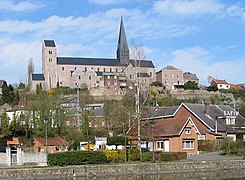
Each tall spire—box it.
[117,16,129,64]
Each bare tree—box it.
[27,58,34,90]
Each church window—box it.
[85,67,87,72]
[89,76,91,80]
[150,72,152,76]
[79,76,81,80]
[62,67,64,71]
[130,75,132,79]
[49,50,52,54]
[49,58,52,62]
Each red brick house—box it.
[127,116,200,154]
[34,136,69,153]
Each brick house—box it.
[34,136,69,153]
[127,116,200,154]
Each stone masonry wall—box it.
[0,160,244,179]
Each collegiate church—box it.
[31,17,156,97]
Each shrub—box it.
[198,140,220,152]
[128,149,140,161]
[220,138,233,155]
[48,151,107,166]
[104,150,125,163]
[141,152,152,162]
[159,152,187,161]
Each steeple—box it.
[117,16,129,65]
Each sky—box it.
[0,0,245,86]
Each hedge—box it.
[141,152,152,162]
[48,151,107,166]
[159,152,187,161]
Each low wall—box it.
[0,160,245,179]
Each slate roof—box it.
[183,103,237,132]
[143,106,179,119]
[57,57,155,68]
[163,65,180,70]
[128,117,191,138]
[32,74,45,81]
[44,40,56,47]
[183,72,199,80]
[35,137,68,146]
[129,60,155,68]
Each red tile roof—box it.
[230,84,241,89]
[213,79,228,84]
[34,136,69,146]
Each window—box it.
[130,75,132,79]
[97,67,99,72]
[182,139,194,150]
[116,68,118,72]
[78,76,81,80]
[156,141,164,150]
[60,82,62,85]
[49,50,52,54]
[110,68,112,72]
[49,58,52,62]
[150,72,152,76]
[85,67,87,72]
[114,76,117,80]
[107,76,110,80]
[89,76,91,80]
[62,67,64,71]
[185,128,191,135]
[75,67,77,70]
[104,68,106,72]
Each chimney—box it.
[204,103,210,115]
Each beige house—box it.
[31,17,156,97]
[156,65,184,90]
[183,72,199,85]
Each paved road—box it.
[187,151,243,161]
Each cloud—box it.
[153,0,224,16]
[169,46,245,85]
[88,0,128,5]
[0,0,44,12]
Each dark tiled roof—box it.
[32,74,45,81]
[183,72,199,80]
[183,103,235,132]
[128,117,190,138]
[57,57,121,66]
[44,40,56,47]
[163,65,180,70]
[143,106,178,119]
[137,73,150,77]
[129,60,155,68]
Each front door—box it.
[164,140,170,152]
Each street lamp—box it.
[149,119,155,162]
[43,116,49,164]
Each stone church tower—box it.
[42,40,58,89]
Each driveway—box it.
[187,151,243,161]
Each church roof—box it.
[117,16,129,53]
[32,74,45,81]
[57,57,121,66]
[44,40,56,47]
[57,57,155,68]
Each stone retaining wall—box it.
[0,160,244,179]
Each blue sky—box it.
[0,0,245,86]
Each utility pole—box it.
[77,87,81,128]
[136,80,141,151]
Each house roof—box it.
[44,40,56,47]
[212,79,229,84]
[129,60,155,68]
[32,74,45,81]
[183,72,199,80]
[143,106,179,119]
[230,84,241,90]
[127,117,195,138]
[163,65,180,70]
[34,137,69,146]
